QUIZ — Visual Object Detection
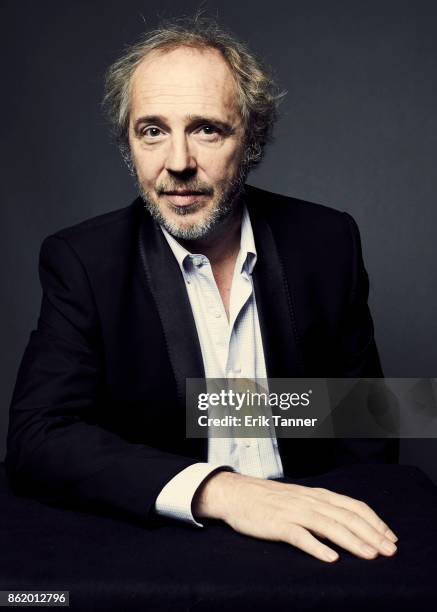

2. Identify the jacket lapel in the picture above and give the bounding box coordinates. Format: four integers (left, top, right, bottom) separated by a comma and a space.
248, 198, 305, 467
248, 200, 305, 378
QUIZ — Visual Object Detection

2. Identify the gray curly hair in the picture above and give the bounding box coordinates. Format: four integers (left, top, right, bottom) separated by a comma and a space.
102, 15, 285, 173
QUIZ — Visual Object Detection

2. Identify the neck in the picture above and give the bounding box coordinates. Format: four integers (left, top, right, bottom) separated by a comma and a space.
178, 201, 244, 266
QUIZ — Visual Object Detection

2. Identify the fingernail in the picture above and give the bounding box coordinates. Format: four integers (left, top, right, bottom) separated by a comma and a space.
385, 529, 398, 543
381, 540, 397, 555
326, 550, 339, 562
362, 545, 378, 557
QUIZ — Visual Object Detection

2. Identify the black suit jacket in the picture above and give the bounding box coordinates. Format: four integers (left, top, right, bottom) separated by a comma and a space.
6, 185, 398, 522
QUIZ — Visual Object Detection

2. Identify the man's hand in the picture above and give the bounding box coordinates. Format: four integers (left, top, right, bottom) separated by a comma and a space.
193, 471, 398, 562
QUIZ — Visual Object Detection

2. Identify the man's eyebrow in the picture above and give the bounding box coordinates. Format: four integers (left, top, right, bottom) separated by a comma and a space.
132, 114, 237, 136
185, 115, 237, 135
133, 115, 169, 135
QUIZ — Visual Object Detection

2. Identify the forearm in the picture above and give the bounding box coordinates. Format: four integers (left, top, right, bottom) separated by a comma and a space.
6, 336, 194, 522
6, 413, 197, 521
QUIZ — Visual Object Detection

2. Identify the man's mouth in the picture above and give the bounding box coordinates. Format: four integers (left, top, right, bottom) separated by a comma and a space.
162, 191, 209, 206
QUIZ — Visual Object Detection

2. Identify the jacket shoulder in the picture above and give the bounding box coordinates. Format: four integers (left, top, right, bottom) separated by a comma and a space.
52, 199, 142, 239
40, 198, 144, 258
245, 184, 348, 225
244, 184, 361, 266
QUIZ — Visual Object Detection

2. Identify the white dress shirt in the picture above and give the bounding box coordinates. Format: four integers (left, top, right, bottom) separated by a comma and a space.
154, 205, 283, 525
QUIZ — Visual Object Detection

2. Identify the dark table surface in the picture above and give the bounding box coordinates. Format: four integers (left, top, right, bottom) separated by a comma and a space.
1, 462, 436, 611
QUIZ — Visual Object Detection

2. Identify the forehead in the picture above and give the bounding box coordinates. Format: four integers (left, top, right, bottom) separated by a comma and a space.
129, 46, 240, 122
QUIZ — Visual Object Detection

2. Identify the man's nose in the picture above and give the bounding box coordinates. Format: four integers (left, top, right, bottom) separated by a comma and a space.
164, 135, 197, 175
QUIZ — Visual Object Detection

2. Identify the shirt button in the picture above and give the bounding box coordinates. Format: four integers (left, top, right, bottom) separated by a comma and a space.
192, 256, 203, 267
214, 311, 221, 318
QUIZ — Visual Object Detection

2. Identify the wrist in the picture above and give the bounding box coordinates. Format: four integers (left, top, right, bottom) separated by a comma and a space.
193, 470, 241, 521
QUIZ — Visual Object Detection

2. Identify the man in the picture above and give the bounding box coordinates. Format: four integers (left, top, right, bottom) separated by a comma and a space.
6, 17, 399, 564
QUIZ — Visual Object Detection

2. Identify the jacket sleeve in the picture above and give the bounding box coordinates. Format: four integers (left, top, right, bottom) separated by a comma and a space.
5, 235, 198, 522
337, 213, 399, 464
339, 212, 383, 377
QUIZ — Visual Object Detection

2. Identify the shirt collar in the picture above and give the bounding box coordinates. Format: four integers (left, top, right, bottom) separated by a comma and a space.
160, 203, 257, 276
160, 223, 192, 272
237, 204, 257, 275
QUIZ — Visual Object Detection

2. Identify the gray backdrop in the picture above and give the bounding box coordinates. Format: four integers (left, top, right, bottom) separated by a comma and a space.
2, 1, 436, 480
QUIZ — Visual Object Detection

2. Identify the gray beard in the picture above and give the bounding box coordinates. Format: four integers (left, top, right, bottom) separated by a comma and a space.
137, 166, 248, 241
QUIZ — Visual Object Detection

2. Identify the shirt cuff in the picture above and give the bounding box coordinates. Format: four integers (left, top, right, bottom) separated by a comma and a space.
154, 462, 233, 527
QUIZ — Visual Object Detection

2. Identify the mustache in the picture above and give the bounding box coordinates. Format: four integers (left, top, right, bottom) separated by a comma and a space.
156, 180, 214, 196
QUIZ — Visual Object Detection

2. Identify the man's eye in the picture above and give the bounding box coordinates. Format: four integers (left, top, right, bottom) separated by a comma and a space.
201, 125, 217, 134
142, 127, 162, 137
196, 125, 222, 140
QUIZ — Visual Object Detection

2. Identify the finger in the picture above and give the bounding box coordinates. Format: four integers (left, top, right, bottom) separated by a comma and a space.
299, 511, 381, 560
304, 487, 398, 542
310, 502, 397, 557
283, 524, 339, 563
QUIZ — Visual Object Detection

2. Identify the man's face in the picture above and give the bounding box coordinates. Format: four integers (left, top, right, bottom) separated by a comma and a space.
128, 46, 247, 240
